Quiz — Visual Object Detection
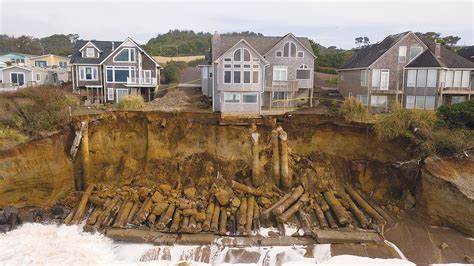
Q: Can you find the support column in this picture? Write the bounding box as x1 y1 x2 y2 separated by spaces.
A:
279 127 291 189
271 128 280 186
79 122 90 191
251 129 263 187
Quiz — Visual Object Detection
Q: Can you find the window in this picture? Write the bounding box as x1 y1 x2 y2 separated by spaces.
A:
427 70 437 87
243 49 250 61
276 51 282 57
224 64 231 68
202 67 208 79
243 71 251 83
105 66 135 83
296 64 310 80
360 70 368 86
283 43 289 57
297 51 304 58
283 42 298 57
445 70 453 87
273 91 288 100
243 93 257 103
380 70 389 90
144 70 152 83
357 95 368 106
371 95 387 107
252 71 259 83
290 43 296 57
224 92 240 103
273 66 287 81
79 66 98 81
114 48 135 62
107 88 114 101
233 70 241 83
234 49 241 61
35 60 47 67
59 61 67 68
224 71 231 84
425 96 435 110
35 73 41 81
453 70 462 87
415 96 425 109
461 71 470 88
86 47 95 58
398 46 407 63
416 69 427 87
452 96 467 104
224 58 231 62
409 46 423 60
10 73 25 86
372 69 381 88
406 96 415 109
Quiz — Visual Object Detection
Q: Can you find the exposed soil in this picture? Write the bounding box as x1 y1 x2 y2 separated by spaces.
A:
146 88 211 112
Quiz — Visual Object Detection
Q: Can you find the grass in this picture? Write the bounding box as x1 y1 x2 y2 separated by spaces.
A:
339 97 368 122
117 95 145 110
0 126 28 149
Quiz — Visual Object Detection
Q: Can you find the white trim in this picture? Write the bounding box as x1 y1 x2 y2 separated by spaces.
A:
2 65 32 71
105 65 136 83
214 39 269 65
78 66 99 81
242 92 258 104
85 47 96 58
10 72 26 85
35 73 41 82
113 47 136 63
107 88 115 101
99 37 160 67
78 41 102 52
115 88 129 103
264 33 316 59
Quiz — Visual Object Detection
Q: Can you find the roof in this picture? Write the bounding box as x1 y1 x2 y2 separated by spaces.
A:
340 32 409 69
457 46 474 62
30 54 69 60
211 33 315 61
0 52 37 58
406 35 474 68
70 40 123 64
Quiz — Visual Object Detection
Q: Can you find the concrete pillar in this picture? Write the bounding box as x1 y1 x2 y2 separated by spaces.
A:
271 128 280 186
79 122 90 191
279 128 291 189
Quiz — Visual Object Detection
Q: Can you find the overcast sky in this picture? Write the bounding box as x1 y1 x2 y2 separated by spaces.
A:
0 0 472 49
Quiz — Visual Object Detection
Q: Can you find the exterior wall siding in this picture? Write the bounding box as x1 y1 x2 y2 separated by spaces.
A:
338 69 368 98
2 67 32 85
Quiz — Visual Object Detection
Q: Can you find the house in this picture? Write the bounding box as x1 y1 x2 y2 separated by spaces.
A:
30 54 70 69
457 46 474 62
0 53 36 66
70 37 161 104
338 31 474 111
1 65 68 89
200 33 316 114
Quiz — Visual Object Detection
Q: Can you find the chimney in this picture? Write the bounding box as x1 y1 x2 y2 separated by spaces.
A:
211 32 221 61
435 41 441 58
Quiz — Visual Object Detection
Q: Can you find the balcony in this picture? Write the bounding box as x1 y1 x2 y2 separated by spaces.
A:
370 88 403 94
126 77 157 87
441 87 472 94
265 80 299 92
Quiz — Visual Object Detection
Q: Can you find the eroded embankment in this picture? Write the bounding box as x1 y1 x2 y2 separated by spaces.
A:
0 112 417 209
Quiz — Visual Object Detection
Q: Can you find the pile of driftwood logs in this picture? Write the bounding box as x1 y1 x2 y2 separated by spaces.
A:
64 180 391 237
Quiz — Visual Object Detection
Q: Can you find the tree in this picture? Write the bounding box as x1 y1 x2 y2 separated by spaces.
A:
40 34 76 56
15 36 44 55
442 35 461 46
363 37 370 47
355 37 364 48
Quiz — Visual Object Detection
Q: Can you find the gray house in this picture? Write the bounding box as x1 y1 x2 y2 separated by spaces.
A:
338 31 474 111
70 37 161 104
1 65 68 91
200 33 316 114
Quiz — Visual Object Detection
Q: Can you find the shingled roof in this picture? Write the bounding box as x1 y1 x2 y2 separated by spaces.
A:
339 32 409 69
457 46 474 62
211 33 315 61
70 40 123 64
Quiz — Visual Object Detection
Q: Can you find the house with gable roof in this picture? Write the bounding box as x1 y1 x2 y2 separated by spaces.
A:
70 37 161 104
200 33 316 114
338 31 474 111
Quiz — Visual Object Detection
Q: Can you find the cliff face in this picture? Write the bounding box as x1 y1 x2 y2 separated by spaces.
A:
418 155 474 236
0 112 416 208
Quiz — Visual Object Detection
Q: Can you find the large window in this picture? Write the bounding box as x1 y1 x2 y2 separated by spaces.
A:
296 64 311 80
224 92 241 103
409 46 423 60
407 69 438 88
427 70 437 87
114 48 135 62
461 71 470 88
425 96 435 110
445 70 453 87
415 96 425 109
283 42 298 57
398 46 407 63
357 95 368 106
243 71 251 83
407 70 417 87
105 66 136 83
273 91 288 100
370 95 387 107
406 95 435 110
416 70 427 87
372 69 389 90
273 66 288 81
10 73 25 85
79 66 98 81
224 71 231 84
453 71 462 87
243 93 257 103
372 69 380 88
233 70 241 83
360 70 368 86
406 96 415 109
223 48 258 84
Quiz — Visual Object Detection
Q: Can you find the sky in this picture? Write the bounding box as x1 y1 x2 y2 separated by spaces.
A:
0 0 472 49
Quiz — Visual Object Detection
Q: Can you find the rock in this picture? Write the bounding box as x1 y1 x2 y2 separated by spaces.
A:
0 224 10 233
51 205 69 219
231 197 241 208
215 189 230 206
159 184 172 194
0 210 6 224
182 208 197 217
440 242 449 250
184 187 197 199
18 211 34 224
465 255 473 263
151 191 164 203
194 212 206 222
402 190 416 210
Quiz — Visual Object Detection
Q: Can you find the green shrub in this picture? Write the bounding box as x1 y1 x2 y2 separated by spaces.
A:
117 95 145 110
0 126 28 148
374 105 436 140
436 100 474 129
424 128 473 156
316 67 338 75
339 97 368 122
162 61 187 84
320 99 339 116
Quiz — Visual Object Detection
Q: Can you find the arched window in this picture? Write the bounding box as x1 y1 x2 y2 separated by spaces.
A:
234 49 241 61
243 49 251 61
290 43 297 57
299 64 309 69
283 43 289 57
